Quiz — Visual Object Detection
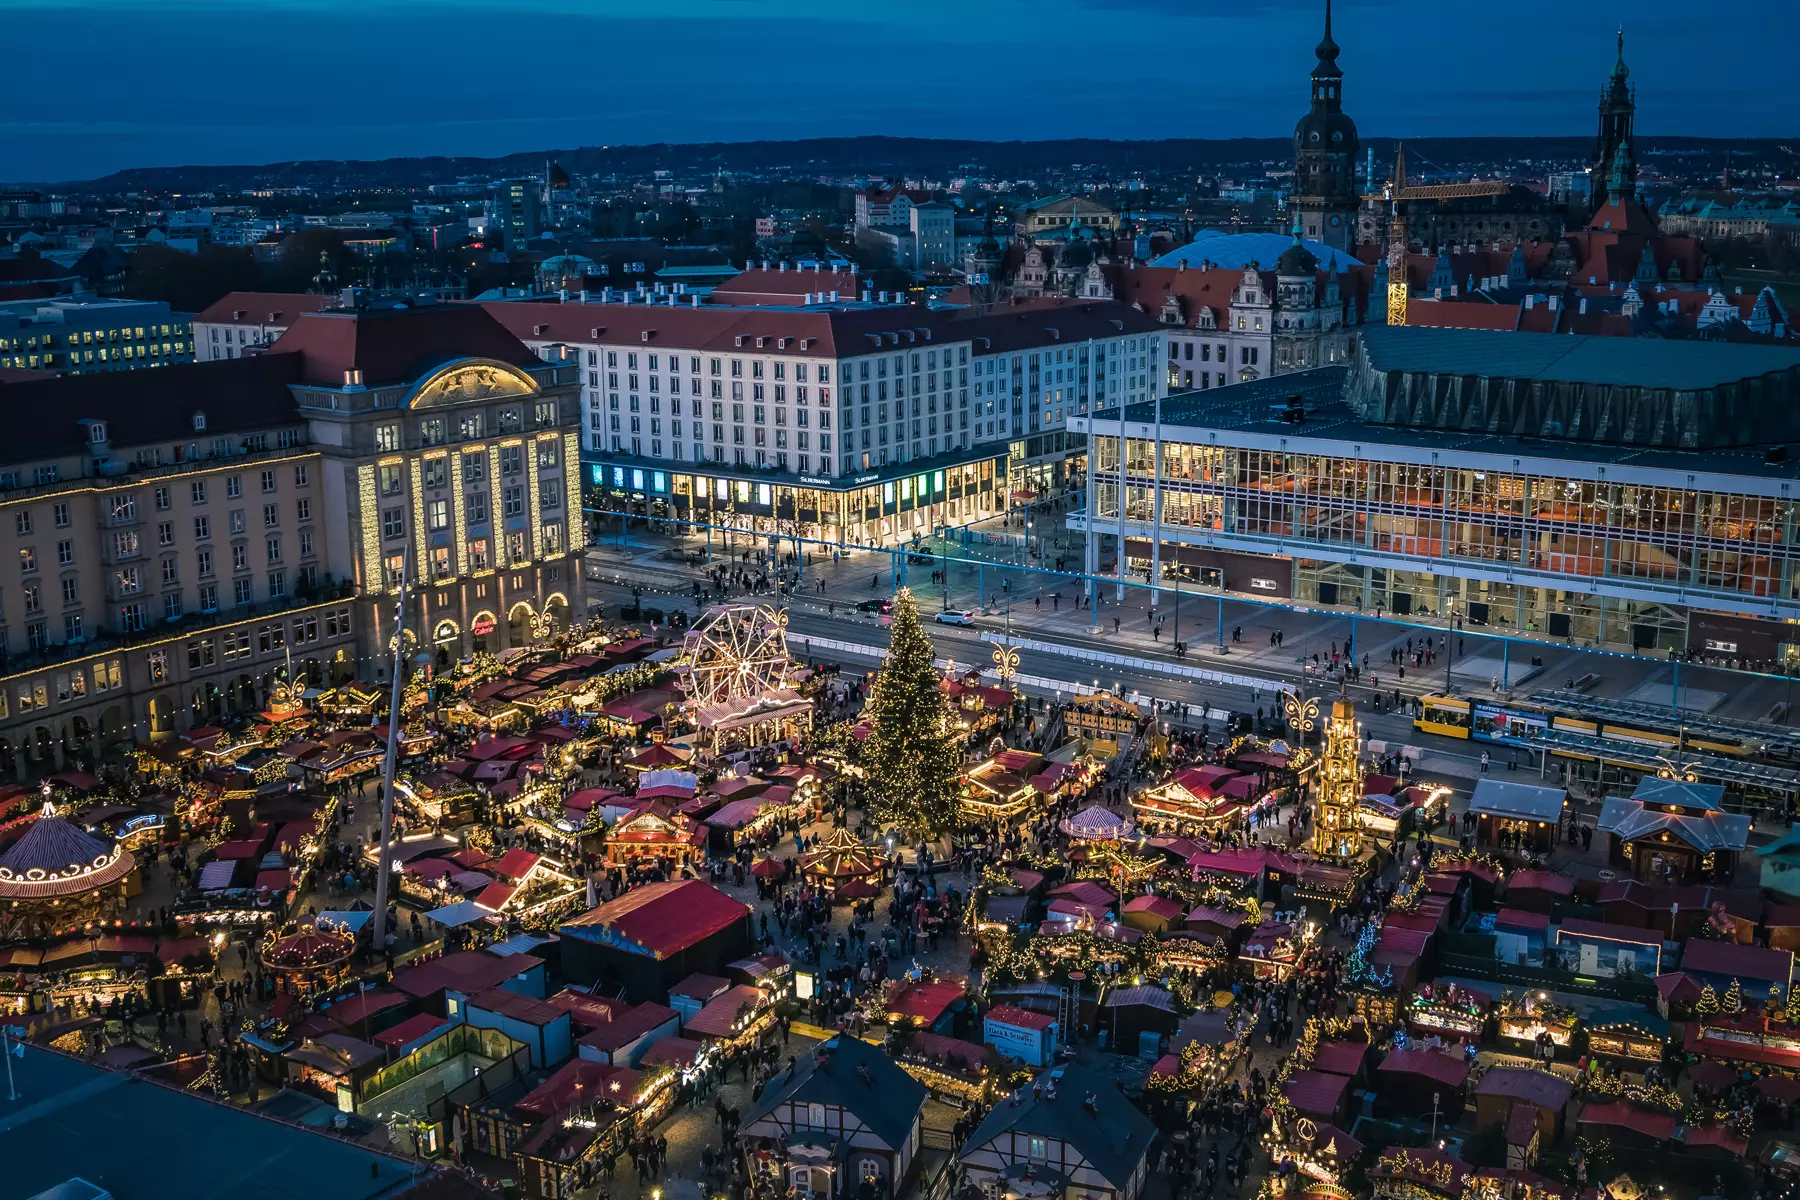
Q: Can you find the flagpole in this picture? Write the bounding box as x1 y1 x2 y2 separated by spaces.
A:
369 552 412 962
3 1025 19 1101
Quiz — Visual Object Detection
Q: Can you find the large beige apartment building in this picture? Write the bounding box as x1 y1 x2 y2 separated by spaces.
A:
0 299 582 775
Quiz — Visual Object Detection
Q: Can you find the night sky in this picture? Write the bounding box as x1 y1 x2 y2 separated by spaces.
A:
3 0 1793 183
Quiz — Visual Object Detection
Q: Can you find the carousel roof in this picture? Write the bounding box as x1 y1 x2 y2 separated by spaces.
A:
1058 805 1134 840
262 920 356 972
0 805 135 898
800 827 884 879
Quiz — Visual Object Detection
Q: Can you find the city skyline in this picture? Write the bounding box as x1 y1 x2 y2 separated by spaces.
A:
3 0 1795 183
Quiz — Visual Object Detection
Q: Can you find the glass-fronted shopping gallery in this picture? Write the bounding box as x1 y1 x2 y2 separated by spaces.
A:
1071 383 1800 666
587 447 1008 550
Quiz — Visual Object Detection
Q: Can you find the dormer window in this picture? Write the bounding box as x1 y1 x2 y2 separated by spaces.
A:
86 421 107 444
193 411 207 432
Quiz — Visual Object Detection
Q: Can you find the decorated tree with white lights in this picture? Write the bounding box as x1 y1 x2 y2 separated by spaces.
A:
863 588 961 836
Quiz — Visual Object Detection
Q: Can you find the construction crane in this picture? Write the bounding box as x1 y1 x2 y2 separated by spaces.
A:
1373 145 1510 325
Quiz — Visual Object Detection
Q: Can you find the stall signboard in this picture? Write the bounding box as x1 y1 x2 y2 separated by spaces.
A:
984 1008 1058 1067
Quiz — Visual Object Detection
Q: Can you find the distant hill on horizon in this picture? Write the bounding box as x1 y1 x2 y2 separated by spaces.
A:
37 133 1781 194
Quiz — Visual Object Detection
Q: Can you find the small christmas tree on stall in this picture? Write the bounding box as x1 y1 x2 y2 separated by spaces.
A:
863 588 961 836
1695 982 1720 1016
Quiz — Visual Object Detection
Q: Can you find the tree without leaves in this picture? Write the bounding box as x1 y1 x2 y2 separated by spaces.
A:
862 588 961 838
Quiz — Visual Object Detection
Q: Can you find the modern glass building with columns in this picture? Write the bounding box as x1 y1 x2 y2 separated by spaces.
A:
1070 326 1800 665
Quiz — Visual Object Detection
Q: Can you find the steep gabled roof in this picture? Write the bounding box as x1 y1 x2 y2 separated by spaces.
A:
960 1063 1156 1187
745 1035 926 1151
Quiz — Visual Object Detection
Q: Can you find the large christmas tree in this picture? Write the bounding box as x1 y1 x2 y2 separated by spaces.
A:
863 587 962 836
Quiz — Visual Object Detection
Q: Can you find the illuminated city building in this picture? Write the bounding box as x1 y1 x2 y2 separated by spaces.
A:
1073 324 1800 660
0 298 581 775
487 298 1164 543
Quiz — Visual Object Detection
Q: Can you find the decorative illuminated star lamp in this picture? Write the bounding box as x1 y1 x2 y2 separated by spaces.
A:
0 801 136 939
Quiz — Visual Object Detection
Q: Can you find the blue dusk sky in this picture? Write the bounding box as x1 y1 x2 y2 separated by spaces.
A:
1 0 1794 182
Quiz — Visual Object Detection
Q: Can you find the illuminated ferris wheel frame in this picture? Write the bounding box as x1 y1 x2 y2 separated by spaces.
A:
683 604 792 707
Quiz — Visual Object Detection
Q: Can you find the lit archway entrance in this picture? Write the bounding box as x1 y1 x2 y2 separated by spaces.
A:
470 610 498 655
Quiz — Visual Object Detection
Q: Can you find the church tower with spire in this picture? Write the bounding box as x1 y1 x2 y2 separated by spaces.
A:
1290 0 1360 252
1591 31 1637 213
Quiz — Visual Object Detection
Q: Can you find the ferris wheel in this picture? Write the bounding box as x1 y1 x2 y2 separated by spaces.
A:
684 604 791 706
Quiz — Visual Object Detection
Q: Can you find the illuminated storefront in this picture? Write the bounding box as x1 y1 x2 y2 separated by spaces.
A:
1072 331 1800 661
588 453 1005 550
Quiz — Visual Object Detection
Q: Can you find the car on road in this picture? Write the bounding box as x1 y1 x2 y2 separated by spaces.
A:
856 598 893 615
934 608 976 626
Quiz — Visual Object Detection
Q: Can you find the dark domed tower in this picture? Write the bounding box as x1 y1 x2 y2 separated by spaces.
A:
1290 0 1360 252
1591 31 1637 214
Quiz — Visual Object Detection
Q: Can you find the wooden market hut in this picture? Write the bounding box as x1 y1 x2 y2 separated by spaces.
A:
1374 1047 1469 1119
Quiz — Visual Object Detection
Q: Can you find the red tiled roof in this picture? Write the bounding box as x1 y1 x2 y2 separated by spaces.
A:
1312 1041 1369 1076
888 978 966 1025
1378 1047 1470 1089
562 879 748 958
1408 299 1521 332
986 1005 1056 1031
373 1012 451 1048
391 949 542 999
1282 1069 1351 1117
1507 870 1575 897
682 984 766 1038
516 1058 645 1119
467 987 563 1026
577 1002 677 1052
1682 938 1793 985
271 303 540 389
1578 1099 1675 1141
1474 1067 1573 1111
193 291 336 327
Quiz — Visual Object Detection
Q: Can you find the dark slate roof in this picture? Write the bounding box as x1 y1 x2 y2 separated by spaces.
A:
959 1063 1157 1187
0 352 303 461
743 1035 925 1151
0 1048 426 1200
1360 324 1800 391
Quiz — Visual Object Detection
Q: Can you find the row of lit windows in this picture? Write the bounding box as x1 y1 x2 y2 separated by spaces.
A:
0 324 187 352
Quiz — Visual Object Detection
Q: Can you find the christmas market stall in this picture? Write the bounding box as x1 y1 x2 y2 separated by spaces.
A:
1373 1046 1469 1119
600 800 704 871
1131 765 1256 835
1596 778 1751 885
1466 779 1568 854
1369 1147 1471 1200
962 749 1047 821
889 1029 999 1106
1494 991 1578 1060
1405 980 1490 1045
1583 1005 1669 1069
